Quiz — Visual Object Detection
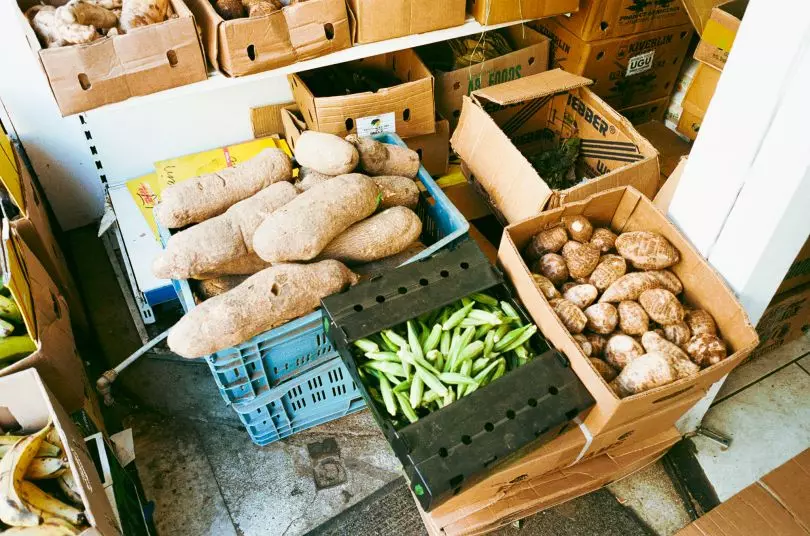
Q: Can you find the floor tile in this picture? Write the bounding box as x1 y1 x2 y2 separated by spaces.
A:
798 353 810 375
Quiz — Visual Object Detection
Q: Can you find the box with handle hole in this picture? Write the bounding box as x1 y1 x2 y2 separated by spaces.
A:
321 239 594 511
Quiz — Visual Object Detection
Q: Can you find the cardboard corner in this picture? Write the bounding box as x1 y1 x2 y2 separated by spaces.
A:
472 69 592 106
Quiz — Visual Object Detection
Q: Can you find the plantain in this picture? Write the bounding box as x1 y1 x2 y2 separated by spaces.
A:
0 425 50 527
0 518 82 534
56 474 82 507
0 336 37 365
25 458 68 480
19 481 85 526
0 441 60 459
0 295 23 325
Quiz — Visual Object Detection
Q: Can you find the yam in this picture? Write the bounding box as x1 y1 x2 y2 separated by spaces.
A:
525 226 567 261
589 254 627 292
614 353 675 397
638 288 684 325
317 207 422 265
553 299 587 334
604 334 644 370
155 148 293 228
590 228 617 253
684 309 717 336
617 301 649 336
213 0 244 18
353 242 426 276
590 358 617 382
372 176 420 210
168 261 359 358
295 167 334 192
663 322 691 348
599 272 657 303
561 240 579 258
296 132 359 176
584 303 618 335
686 334 727 367
346 135 420 178
586 333 607 357
563 284 598 309
120 0 168 30
562 241 600 280
532 274 560 300
573 334 593 356
615 231 680 270
152 182 297 279
646 270 683 295
196 275 249 300
563 215 593 242
253 174 380 263
194 254 270 279
535 253 568 286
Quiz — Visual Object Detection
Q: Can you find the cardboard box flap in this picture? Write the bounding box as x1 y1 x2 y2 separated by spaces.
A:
759 449 810 532
472 69 592 106
1 220 37 340
681 0 726 34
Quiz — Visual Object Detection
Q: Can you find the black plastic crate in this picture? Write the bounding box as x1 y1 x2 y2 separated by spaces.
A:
322 239 594 511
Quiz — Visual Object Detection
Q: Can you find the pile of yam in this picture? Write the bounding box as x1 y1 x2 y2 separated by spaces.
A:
153 132 425 358
524 216 729 398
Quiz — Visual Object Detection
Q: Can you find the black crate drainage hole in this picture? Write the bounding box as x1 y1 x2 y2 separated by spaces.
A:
460 262 469 269
506 409 516 420
440 270 449 278
438 447 448 458
484 422 494 432
398 286 408 294
549 386 559 395
461 435 472 445
419 278 429 286
376 295 385 303
354 304 363 312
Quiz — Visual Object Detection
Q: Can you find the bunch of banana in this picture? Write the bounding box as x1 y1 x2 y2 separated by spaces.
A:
0 284 36 373
0 423 88 535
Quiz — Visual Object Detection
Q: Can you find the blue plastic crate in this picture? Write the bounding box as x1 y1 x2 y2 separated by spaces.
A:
159 133 468 407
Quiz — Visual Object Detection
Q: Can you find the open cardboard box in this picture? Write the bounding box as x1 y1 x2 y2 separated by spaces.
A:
347 0 466 44
289 49 435 138
498 186 759 433
15 0 207 116
0 369 120 536
618 97 670 126
187 0 350 77
466 0 579 25
558 0 691 41
693 0 747 71
677 62 721 141
451 69 659 224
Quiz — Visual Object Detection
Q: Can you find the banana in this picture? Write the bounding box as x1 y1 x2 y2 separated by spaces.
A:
0 519 82 534
0 425 50 527
25 458 67 480
0 440 60 459
44 431 61 452
18 481 85 526
55 474 81 507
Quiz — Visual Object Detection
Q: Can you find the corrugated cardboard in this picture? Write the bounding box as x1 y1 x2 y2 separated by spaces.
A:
653 156 686 213
680 0 731 35
535 19 693 109
618 97 669 126
16 0 207 116
693 0 746 71
404 117 450 176
0 369 121 536
426 25 550 133
677 449 810 536
677 62 721 141
467 0 579 25
451 69 659 224
187 0 350 77
498 187 759 433
558 0 691 41
347 0 466 44
749 283 810 362
776 237 810 295
636 120 691 184
289 50 435 138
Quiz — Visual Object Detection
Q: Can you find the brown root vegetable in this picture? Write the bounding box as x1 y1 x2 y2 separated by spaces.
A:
168 261 359 358
153 182 298 279
663 322 691 348
617 301 649 336
295 167 333 192
586 333 607 357
213 0 245 19
553 299 587 334
57 0 118 28
532 274 560 300
590 228 617 253
604 334 644 370
296 132 359 176
615 231 680 270
599 272 658 303
614 353 676 397
670 357 700 379
346 135 420 178
638 288 684 325
155 148 293 228
524 226 567 260
563 215 593 242
563 284 598 309
353 242 426 276
573 334 592 356
562 241 600 279
316 207 422 265
589 254 627 292
242 0 281 17
561 240 579 258
646 270 683 295
372 176 420 210
641 331 689 363
686 334 727 367
196 275 249 300
120 0 168 30
684 309 717 337
584 303 618 335
27 5 98 48
560 282 578 293
535 253 569 286
590 358 617 382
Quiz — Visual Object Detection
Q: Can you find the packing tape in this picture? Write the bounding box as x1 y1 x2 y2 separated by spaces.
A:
568 416 593 466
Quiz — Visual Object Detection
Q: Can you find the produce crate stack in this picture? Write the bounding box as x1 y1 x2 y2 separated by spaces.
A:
532 0 696 125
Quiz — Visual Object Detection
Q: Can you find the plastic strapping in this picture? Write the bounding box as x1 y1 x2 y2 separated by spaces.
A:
569 416 594 466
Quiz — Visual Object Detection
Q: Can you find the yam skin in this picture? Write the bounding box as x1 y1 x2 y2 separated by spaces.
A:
617 301 649 336
560 281 578 293
589 254 627 292
563 284 598 309
214 0 245 19
155 148 293 228
663 322 691 348
372 176 420 210
253 174 380 263
195 275 249 300
295 167 334 192
646 270 683 295
638 288 684 325
317 207 422 265
599 272 657 303
563 242 600 279
535 253 569 286
584 303 618 335
353 242 426 276
586 333 607 357
685 309 717 336
296 132 359 176
590 228 617 253
346 135 420 178
604 334 644 370
614 353 675 397
168 261 359 358
563 215 593 242
532 274 560 300
615 231 680 270
152 182 297 279
120 0 168 30
590 358 617 382
686 334 727 367
525 226 567 261
573 334 593 356
553 299 587 334
195 254 270 279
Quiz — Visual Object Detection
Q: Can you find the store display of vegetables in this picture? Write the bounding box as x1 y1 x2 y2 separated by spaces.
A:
350 292 540 429
0 422 89 534
213 0 282 19
523 216 728 398
0 285 37 374
153 132 429 358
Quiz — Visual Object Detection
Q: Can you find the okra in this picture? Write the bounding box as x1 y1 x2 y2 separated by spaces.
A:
423 324 442 354
435 353 445 372
439 372 478 386
354 339 379 353
384 329 408 348
442 302 474 331
379 331 399 352
365 360 407 378
393 380 412 393
379 375 397 416
426 349 440 362
473 358 503 384
407 320 424 361
472 357 490 374
409 374 424 409
365 351 400 362
492 360 507 382
416 365 448 397
494 324 510 342
461 297 474 308
454 340 485 371
440 329 451 356
400 349 441 376
443 389 456 407
493 325 532 353
449 327 475 371
470 292 498 307
458 361 472 397
395 392 419 423
460 317 491 328
468 309 502 325
474 324 490 341
422 389 442 405
500 325 537 353
483 330 496 357
499 301 521 320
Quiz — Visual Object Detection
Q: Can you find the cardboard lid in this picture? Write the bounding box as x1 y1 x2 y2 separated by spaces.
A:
472 69 592 106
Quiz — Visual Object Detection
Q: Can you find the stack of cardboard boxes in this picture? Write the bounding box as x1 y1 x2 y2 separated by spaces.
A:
532 0 694 125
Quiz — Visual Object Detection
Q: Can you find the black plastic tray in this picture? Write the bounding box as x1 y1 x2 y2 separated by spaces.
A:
322 239 594 511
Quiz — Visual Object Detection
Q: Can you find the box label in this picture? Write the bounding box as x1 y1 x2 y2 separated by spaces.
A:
627 50 655 76
357 113 396 136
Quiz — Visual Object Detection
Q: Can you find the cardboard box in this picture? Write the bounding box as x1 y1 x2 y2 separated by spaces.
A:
636 120 691 187
451 69 659 224
776 236 810 295
347 0 466 44
535 19 693 109
558 0 691 41
749 283 810 362
425 25 550 133
467 0 579 25
187 0 350 77
289 50 435 138
677 62 721 141
618 97 669 126
421 426 681 535
16 0 206 116
0 369 121 536
498 186 759 433
678 449 810 536
693 0 746 71
403 117 450 176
